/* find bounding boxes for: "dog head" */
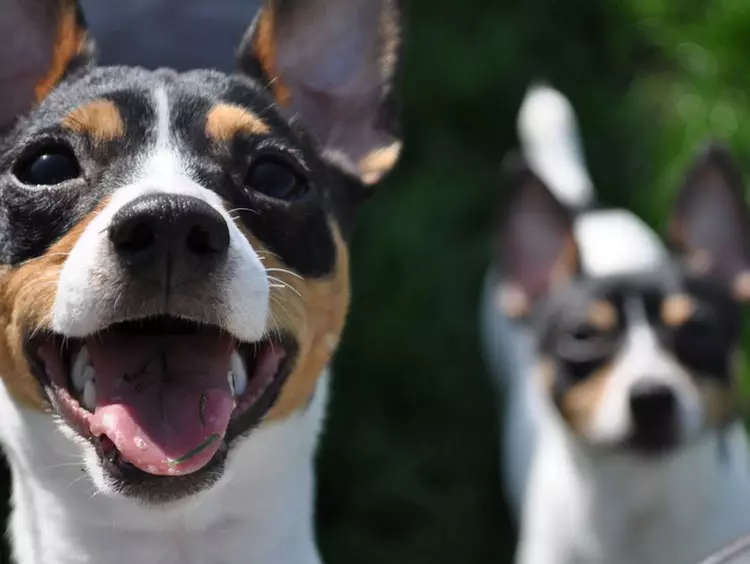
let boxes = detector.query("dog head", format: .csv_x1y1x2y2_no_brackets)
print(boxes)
494,144,750,457
0,0,402,503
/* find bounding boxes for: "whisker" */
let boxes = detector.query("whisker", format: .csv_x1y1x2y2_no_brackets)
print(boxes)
265,267,303,281
268,276,304,300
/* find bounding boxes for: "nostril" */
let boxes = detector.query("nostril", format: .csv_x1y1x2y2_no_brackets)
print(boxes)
118,221,155,253
184,214,230,257
186,225,215,255
110,218,157,256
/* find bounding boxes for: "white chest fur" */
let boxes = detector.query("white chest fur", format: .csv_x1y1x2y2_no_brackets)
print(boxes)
517,412,750,564
0,372,330,564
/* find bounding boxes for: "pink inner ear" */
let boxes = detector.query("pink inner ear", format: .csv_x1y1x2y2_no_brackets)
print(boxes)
251,0,401,184
507,206,573,300
682,170,748,280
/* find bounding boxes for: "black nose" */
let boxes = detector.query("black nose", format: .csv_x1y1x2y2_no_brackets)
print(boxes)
629,381,676,428
109,194,230,280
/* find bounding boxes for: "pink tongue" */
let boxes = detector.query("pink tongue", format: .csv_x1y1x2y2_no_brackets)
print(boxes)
88,332,236,476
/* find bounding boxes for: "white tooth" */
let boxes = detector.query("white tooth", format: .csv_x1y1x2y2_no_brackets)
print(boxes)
82,379,96,412
227,371,235,396
230,350,248,397
74,366,95,394
71,347,92,391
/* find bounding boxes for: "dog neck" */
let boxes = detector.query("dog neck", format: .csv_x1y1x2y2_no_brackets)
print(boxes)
0,372,330,564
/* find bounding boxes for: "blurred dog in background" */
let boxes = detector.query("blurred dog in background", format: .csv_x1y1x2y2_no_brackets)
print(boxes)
481,84,750,564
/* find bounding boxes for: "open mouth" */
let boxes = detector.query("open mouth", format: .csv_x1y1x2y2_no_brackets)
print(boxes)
25,316,295,482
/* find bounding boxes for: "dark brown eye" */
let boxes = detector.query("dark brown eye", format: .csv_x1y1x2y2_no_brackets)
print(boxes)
14,144,81,186
244,157,308,201
558,322,614,367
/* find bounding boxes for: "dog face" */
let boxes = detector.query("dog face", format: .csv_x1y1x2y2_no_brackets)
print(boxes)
495,146,750,456
0,0,402,503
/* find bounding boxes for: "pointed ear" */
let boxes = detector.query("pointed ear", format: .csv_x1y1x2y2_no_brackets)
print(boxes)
669,142,750,302
0,0,92,131
238,0,403,185
496,153,580,318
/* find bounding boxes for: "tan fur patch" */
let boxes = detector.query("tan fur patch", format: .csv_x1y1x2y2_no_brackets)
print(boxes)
661,294,696,327
551,234,579,290
62,100,125,142
205,104,270,143
358,142,402,185
699,379,738,428
0,204,105,411
252,4,292,107
235,226,350,421
587,300,617,332
34,2,87,102
560,363,612,433
694,349,744,428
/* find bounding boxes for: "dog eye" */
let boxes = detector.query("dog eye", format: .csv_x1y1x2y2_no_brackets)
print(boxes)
244,157,308,201
557,323,613,365
14,144,81,186
570,324,598,342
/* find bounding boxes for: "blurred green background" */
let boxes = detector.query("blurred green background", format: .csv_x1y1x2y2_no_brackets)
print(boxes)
317,1,750,564
5,1,750,563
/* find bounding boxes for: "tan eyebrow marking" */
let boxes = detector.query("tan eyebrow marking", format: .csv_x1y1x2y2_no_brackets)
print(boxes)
62,100,125,142
587,300,617,332
661,293,696,327
205,104,270,143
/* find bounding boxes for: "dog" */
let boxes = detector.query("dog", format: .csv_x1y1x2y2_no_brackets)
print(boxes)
481,84,750,564
0,1,403,563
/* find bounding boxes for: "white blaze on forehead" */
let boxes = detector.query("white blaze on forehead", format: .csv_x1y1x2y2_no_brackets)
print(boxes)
574,209,668,278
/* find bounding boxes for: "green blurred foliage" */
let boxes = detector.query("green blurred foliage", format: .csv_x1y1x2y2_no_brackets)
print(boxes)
315,2,750,564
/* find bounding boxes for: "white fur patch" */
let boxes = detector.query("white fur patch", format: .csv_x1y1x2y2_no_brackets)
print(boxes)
517,84,595,209
574,209,667,278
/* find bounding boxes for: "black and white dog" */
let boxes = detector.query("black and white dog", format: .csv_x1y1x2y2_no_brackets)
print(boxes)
481,85,750,564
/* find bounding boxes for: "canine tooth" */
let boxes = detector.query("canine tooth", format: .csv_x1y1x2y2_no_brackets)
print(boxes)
230,351,248,397
74,366,95,393
71,347,92,391
82,379,96,412
227,371,235,396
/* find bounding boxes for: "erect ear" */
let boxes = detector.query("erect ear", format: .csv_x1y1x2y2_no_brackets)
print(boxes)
0,0,92,131
496,153,580,318
238,0,403,185
669,142,750,302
